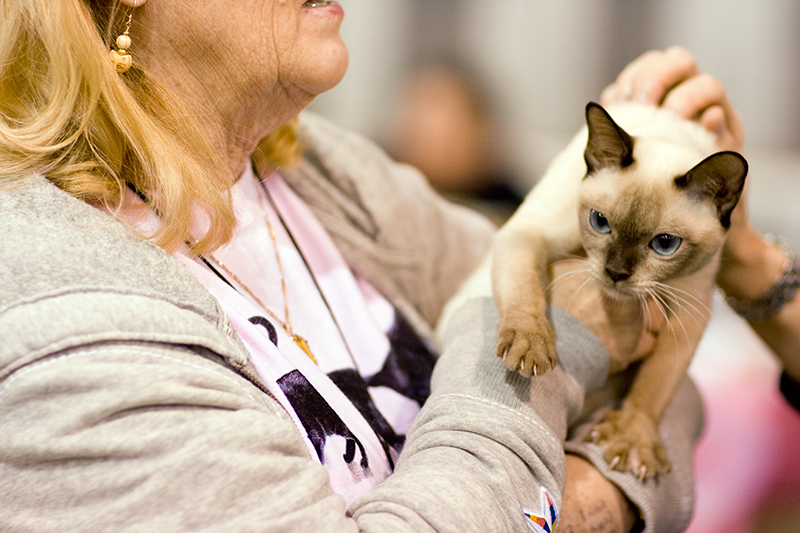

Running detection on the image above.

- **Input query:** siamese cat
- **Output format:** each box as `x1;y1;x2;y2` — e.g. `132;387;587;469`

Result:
439;101;747;479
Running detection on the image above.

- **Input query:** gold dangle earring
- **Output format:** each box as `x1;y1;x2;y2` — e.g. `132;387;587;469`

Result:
109;11;134;74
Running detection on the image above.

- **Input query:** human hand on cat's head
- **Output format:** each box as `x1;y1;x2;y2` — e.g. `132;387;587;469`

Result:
549;259;665;373
600;46;744;154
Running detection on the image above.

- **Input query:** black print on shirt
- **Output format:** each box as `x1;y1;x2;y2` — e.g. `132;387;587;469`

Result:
328;311;437;468
257;310;436;473
248;315;279;346
367;310;436;406
277;369;369;469
328;369;402;469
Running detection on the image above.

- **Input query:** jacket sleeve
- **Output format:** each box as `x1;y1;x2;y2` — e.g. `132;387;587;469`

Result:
349;299;605;532
0;290;357;533
0;292;700;533
0;293;598;533
564;373;704;533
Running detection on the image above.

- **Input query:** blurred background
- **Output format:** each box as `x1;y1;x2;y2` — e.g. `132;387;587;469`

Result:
310;1;800;532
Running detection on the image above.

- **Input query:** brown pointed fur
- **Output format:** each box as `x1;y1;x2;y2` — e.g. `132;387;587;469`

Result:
438;101;747;479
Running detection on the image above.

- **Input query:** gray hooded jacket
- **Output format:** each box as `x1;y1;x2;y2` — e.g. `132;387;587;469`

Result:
0;113;701;532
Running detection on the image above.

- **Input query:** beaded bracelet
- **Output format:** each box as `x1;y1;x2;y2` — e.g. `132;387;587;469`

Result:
725;234;800;321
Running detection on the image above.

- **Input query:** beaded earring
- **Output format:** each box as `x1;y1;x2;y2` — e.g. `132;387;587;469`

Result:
109;11;134;74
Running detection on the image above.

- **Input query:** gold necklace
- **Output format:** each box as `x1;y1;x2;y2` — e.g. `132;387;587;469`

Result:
208;180;317;364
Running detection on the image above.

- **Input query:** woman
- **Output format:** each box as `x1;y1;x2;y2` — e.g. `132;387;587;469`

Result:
0;1;738;531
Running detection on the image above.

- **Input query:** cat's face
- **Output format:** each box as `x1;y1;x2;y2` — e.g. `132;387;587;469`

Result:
578;102;748;301
578;161;727;300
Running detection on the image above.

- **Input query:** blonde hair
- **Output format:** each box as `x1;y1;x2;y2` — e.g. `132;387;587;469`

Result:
0;0;301;254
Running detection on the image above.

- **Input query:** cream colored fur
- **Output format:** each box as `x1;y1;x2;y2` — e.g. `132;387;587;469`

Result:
438;101;747;479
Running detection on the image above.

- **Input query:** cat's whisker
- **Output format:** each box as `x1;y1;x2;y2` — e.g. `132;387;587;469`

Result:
561;276;597;315
649;286;696;355
636;292;661;337
646;288;682;351
551;252;589;262
642;294;663;334
545;265;592;297
548;256;592;271
651;281;711;319
646;283;692;324
650;284;708;332
545;263;598;314
652;281;707;305
642;288;670;327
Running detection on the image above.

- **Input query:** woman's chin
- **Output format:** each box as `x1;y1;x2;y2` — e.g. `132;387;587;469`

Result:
298;46;349;97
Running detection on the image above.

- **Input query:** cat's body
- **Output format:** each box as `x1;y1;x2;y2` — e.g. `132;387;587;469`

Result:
438;101;747;478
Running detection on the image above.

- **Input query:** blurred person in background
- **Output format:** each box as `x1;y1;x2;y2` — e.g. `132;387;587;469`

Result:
386;63;523;225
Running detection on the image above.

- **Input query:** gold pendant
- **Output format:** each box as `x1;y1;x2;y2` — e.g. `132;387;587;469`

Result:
292;334;318;364
109;49;132;73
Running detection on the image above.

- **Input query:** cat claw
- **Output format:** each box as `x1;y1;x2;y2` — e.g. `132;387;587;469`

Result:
608;455;621;471
532;364;538;376
638;465;647;482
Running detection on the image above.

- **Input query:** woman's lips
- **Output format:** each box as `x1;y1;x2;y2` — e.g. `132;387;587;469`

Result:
301;1;343;17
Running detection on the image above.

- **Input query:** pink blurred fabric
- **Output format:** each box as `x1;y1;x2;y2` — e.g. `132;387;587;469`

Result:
686;298;800;533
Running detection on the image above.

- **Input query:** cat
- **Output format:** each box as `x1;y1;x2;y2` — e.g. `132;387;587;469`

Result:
438;101;747;479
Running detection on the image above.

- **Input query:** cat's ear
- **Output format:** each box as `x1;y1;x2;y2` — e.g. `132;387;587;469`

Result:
584;102;635;174
674;151;748;228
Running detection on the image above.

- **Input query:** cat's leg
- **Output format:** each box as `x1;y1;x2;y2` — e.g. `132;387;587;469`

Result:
587;295;708;480
491;229;557;377
489;132;585;377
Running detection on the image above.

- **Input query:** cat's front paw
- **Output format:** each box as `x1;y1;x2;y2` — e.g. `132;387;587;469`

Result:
496;310;557;377
587;404;670;481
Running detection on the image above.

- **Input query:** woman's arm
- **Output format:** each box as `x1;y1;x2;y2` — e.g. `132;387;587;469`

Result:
350;298;599;532
550;258;700;533
717;226;800;383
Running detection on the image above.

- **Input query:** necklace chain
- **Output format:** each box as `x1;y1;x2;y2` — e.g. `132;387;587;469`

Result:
208;175;317;364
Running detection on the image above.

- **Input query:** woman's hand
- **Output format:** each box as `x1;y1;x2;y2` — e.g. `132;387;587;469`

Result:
600;46;744;153
560;454;640;533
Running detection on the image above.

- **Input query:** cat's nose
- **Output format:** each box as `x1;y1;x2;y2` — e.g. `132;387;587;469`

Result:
606;267;631;283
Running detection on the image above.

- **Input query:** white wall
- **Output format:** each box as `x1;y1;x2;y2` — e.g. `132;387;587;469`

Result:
310;0;800;247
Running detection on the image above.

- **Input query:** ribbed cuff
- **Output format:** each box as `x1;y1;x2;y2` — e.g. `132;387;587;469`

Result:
549;305;610;394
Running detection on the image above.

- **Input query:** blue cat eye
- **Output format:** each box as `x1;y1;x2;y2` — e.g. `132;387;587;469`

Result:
589;209;611;234
650;234;682;256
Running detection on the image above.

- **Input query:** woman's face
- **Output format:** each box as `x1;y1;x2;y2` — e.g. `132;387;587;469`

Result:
134;0;348;123
266;0;350;98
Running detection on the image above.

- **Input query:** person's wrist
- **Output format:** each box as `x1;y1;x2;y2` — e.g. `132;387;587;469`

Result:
561;454;640;533
718;227;786;301
719;231;800;322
